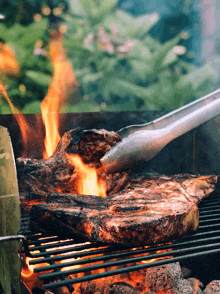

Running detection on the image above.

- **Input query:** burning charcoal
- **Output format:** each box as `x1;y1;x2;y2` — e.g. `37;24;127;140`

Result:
79;280;96;294
104;282;136;294
171;279;193;294
203;280;220;294
187;277;203;294
145;262;182;292
17;128;130;198
143;292;156;294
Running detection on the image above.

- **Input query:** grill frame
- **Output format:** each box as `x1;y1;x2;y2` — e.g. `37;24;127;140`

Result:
19;190;220;291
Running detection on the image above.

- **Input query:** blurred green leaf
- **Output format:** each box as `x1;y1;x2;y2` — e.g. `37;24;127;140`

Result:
129;40;152;60
69;0;117;22
103;77;155;101
134;12;159;37
60;101;100;112
0;102;12;114
161;50;177;67
25;70;51;87
129;59;152;81
22;101;42;114
7;41;28;65
151;34;181;71
16;19;48;49
82;72;104;85
178;58;220;90
68;0;88;17
142;35;161;53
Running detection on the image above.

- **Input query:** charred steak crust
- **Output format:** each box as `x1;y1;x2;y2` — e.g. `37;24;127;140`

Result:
29;174;217;246
16;128;130;196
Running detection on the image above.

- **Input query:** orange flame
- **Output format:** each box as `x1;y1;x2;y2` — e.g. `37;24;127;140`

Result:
0;82;29;155
20;251;49;291
67;154;106;197
41;27;77;158
0;42;20;76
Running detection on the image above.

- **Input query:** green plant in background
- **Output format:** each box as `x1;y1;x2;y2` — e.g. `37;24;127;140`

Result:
0;17;52;114
0;0;219;114
61;0;220;112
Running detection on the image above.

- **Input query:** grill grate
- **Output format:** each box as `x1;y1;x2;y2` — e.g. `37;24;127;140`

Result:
19;191;220;291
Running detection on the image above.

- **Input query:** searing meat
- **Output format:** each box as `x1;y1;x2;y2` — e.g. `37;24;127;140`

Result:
16;128;130;196
29;174;217;246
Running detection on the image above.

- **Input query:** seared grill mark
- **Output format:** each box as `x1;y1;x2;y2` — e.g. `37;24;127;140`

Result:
30;174;217;246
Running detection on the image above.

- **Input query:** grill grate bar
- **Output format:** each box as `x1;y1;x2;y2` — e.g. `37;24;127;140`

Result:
30;245;124;265
197;223;220;230
199;212;220;219
22;239;82;252
20;191;220;290
184;229;220;238
29;223;220;263
23;236;62;246
31;230;220;268
38;240;220;280
199;205;220;212
199;201;220;207
34;234;220;273
198;217;220;224
44;247;220;290
28;242;106;258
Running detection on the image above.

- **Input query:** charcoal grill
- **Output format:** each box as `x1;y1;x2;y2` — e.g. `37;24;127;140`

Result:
18;189;220;292
1;111;220;292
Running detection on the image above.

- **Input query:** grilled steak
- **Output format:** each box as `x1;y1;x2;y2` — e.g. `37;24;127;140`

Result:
30;174;217;246
16;128;130;196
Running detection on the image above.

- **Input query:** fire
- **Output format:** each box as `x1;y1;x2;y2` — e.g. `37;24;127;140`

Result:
20;238;174;293
20;250;50;291
41;26;77;158
67;154;106;197
0;82;30;156
0;43;30;156
0;41;20;76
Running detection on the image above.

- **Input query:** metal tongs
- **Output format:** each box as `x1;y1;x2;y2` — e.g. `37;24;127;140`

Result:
101;88;220;173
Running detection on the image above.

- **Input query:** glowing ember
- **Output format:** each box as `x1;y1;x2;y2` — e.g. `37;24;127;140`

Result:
41;27;77;158
67;154;106;197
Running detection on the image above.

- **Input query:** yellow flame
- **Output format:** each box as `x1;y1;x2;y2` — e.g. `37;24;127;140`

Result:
67;154;106;197
41;28;77;158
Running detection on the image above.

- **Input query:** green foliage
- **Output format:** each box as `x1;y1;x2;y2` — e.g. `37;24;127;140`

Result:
0;18;51;110
0;0;219;114
63;0;220;111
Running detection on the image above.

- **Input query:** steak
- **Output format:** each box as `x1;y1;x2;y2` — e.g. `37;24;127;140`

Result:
16;128;130;196
30;173;217;246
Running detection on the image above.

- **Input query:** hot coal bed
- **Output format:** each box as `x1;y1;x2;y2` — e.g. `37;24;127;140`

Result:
2;111;220;294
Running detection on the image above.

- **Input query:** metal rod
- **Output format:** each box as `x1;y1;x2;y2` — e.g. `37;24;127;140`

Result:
34;234;220;273
39;240;220;280
0;235;34;257
44;247;220;290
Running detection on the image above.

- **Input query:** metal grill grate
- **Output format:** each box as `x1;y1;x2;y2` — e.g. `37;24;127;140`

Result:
19;191;220;291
